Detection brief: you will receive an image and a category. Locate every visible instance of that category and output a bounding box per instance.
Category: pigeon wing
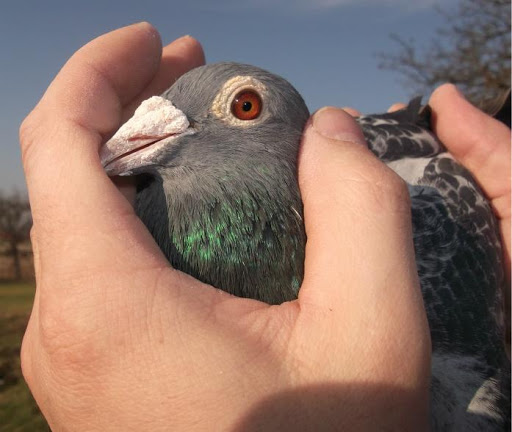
[357,101,510,429]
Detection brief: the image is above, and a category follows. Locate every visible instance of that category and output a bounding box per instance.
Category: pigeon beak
[100,96,195,176]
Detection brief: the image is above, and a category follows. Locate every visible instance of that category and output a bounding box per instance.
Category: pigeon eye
[231,90,262,120]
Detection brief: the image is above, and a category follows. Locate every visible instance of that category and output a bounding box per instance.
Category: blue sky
[1,0,459,192]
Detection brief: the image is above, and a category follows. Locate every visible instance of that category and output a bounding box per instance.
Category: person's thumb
[297,107,425,331]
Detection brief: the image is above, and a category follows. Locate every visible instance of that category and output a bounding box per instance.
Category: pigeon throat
[136,172,306,304]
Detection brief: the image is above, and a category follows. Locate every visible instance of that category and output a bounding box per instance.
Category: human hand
[20,23,430,431]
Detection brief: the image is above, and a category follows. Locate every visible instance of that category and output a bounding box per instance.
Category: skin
[20,23,433,431]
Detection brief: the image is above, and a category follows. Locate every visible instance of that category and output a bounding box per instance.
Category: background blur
[1,0,509,430]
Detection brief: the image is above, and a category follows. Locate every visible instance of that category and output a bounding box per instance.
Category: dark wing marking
[356,97,444,162]
[409,175,505,360]
[408,156,510,430]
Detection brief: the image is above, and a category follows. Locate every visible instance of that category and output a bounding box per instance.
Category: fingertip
[429,84,475,136]
[299,106,411,242]
[430,83,463,104]
[57,21,166,114]
[130,21,161,43]
[429,84,467,118]
[297,107,416,311]
[173,35,205,59]
[388,103,407,113]
[122,35,205,119]
[429,83,510,149]
[309,107,367,145]
[22,23,170,237]
[133,21,158,32]
[164,35,206,68]
[341,107,362,117]
[299,107,369,195]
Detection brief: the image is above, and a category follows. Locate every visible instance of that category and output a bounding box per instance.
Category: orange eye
[231,90,262,120]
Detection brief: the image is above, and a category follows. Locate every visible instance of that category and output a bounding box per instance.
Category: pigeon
[100,63,510,430]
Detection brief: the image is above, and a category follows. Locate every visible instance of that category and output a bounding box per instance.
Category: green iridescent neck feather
[135,163,306,304]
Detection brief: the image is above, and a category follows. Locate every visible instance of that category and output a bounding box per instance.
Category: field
[0,282,48,431]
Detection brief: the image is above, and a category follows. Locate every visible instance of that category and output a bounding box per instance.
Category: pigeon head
[101,63,310,303]
[102,63,309,179]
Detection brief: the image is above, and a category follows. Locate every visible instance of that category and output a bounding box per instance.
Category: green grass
[0,282,48,432]
[0,283,36,316]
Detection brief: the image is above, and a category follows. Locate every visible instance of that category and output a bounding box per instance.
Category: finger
[117,36,204,203]
[21,22,161,218]
[388,103,406,112]
[341,107,362,117]
[19,23,183,279]
[124,35,205,118]
[429,84,511,279]
[297,108,424,323]
[430,84,511,210]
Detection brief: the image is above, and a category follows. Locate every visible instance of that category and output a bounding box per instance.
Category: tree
[0,191,32,280]
[379,0,511,108]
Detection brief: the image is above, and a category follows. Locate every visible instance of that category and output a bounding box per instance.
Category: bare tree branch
[378,0,511,107]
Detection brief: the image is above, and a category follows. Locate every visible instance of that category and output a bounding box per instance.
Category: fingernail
[311,107,367,146]
[133,21,153,30]
[173,35,194,44]
[132,22,159,40]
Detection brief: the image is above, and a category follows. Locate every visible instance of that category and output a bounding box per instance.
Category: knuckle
[37,296,105,372]
[19,109,62,170]
[19,110,44,167]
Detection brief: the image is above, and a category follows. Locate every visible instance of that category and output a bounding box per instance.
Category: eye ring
[231,90,262,121]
